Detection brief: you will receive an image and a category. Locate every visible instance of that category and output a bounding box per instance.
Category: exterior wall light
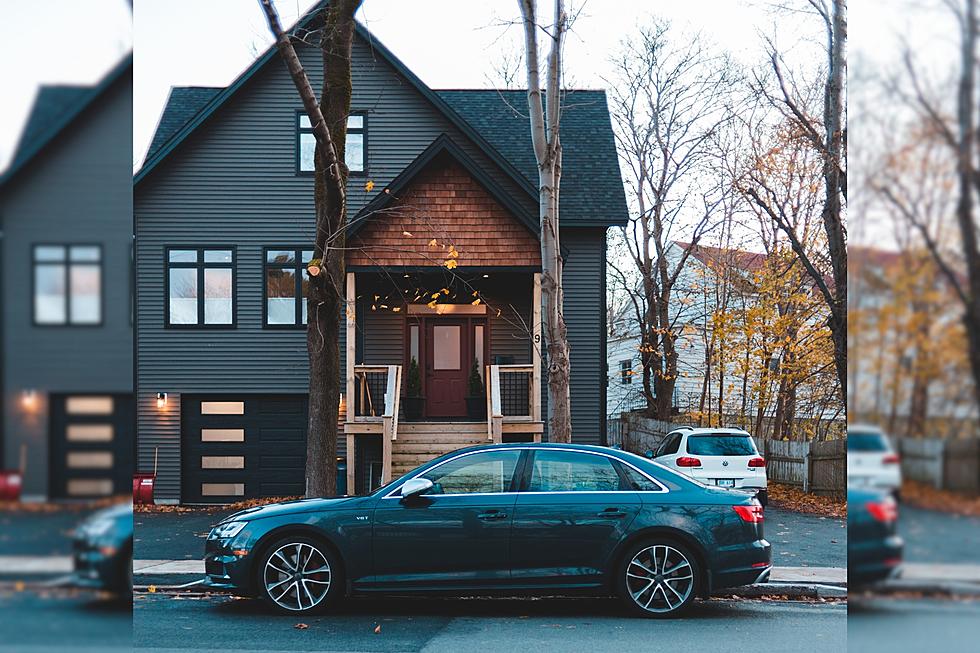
[156,392,168,409]
[20,389,38,412]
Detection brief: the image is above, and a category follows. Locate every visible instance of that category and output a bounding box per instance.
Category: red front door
[425,320,468,417]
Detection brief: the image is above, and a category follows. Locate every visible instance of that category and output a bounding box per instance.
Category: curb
[869,579,980,598]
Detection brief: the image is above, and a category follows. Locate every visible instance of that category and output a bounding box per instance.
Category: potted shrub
[465,359,486,420]
[404,356,424,420]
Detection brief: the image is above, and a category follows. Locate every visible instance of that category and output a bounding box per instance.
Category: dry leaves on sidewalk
[767,483,846,518]
[900,480,980,517]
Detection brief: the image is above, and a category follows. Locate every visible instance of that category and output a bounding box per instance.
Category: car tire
[256,535,342,615]
[616,538,701,618]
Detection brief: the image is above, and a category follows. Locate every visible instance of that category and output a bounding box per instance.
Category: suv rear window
[686,434,756,456]
[847,432,888,452]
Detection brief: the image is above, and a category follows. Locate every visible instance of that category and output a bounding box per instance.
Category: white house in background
[607,241,766,419]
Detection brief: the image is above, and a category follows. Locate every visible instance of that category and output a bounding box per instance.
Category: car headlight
[210,521,247,540]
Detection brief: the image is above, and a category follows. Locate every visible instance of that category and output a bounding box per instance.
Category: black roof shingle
[145,86,223,161]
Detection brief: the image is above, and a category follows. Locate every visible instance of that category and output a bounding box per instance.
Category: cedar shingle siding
[349,157,540,268]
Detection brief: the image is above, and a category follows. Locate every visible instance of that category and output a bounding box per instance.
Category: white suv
[653,427,768,505]
[847,424,901,498]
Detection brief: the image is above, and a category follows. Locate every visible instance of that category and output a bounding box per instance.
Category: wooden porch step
[397,422,487,435]
[392,442,484,455]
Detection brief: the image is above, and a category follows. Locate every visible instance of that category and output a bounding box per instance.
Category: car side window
[528,450,624,492]
[618,464,663,492]
[419,450,521,495]
[659,433,681,456]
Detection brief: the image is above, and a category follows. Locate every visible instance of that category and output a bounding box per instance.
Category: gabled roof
[137,1,628,228]
[674,241,768,273]
[437,90,629,227]
[1,52,132,186]
[350,133,538,237]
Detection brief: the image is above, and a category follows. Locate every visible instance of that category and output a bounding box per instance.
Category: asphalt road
[848,596,980,653]
[133,593,845,652]
[0,507,100,556]
[899,505,980,564]
[134,506,847,567]
[0,589,131,652]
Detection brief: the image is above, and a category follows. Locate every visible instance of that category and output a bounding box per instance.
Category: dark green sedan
[203,443,770,617]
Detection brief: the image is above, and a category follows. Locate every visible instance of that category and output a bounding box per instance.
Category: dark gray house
[0,53,134,500]
[135,5,627,504]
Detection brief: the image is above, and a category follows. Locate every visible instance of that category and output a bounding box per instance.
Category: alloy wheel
[625,544,695,614]
[262,542,332,612]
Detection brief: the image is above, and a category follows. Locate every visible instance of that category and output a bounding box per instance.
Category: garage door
[181,395,307,503]
[49,393,135,499]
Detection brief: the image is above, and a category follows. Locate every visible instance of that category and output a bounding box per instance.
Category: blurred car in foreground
[848,487,902,587]
[72,501,133,596]
[847,424,902,498]
[653,428,768,506]
[203,443,771,618]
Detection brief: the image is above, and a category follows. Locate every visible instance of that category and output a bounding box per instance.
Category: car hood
[220,496,364,523]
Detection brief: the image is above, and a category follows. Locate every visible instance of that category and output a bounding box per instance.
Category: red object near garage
[0,470,23,501]
[133,473,156,505]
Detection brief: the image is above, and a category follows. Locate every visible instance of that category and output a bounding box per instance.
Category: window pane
[267,268,296,325]
[204,249,232,263]
[528,450,623,492]
[409,325,419,362]
[201,483,244,496]
[201,428,245,442]
[169,268,198,324]
[66,424,114,442]
[432,325,461,370]
[66,396,114,414]
[301,269,309,325]
[168,249,197,263]
[299,114,311,129]
[299,132,316,171]
[204,268,233,324]
[67,479,113,496]
[347,114,363,129]
[69,246,100,262]
[70,264,101,323]
[474,326,484,371]
[200,401,244,415]
[67,451,114,469]
[686,435,756,456]
[301,250,314,263]
[421,450,520,495]
[35,264,66,323]
[346,132,364,171]
[34,245,66,262]
[201,456,245,469]
[266,250,294,264]
[620,464,662,491]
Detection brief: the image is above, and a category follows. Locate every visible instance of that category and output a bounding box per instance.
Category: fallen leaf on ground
[900,480,980,517]
[767,483,846,518]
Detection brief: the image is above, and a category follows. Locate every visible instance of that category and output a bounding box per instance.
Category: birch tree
[518,0,572,442]
[259,0,362,497]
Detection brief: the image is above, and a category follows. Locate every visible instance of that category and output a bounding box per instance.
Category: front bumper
[204,540,253,595]
[72,538,127,591]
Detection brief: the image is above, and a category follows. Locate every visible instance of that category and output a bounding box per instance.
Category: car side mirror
[400,477,433,499]
[645,450,655,459]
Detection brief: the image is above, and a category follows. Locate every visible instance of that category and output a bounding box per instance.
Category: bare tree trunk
[260,0,361,497]
[519,0,572,442]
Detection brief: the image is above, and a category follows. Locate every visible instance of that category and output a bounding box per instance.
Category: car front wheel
[257,536,340,614]
[617,539,701,618]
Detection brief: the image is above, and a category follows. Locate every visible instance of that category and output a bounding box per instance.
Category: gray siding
[1,75,134,497]
[562,229,608,445]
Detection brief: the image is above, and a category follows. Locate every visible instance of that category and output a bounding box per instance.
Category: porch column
[532,272,542,423]
[346,272,356,494]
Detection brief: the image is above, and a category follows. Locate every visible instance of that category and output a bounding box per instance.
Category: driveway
[899,505,980,564]
[766,507,846,568]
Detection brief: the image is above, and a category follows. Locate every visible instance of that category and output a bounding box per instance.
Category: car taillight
[748,457,766,468]
[866,499,898,523]
[733,504,764,523]
[882,454,900,465]
[676,456,702,467]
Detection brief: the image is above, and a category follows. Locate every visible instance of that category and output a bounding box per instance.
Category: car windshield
[686,434,756,456]
[848,432,888,452]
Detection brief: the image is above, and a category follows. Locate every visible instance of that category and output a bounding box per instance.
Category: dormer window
[297,112,366,174]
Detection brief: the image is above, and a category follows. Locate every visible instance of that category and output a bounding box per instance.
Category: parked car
[652,428,768,506]
[847,424,901,499]
[203,443,771,618]
[848,487,903,587]
[71,501,133,597]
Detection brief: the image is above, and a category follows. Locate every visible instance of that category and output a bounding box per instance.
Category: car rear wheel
[617,539,701,618]
[257,536,340,614]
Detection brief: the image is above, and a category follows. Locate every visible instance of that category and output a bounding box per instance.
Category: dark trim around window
[164,246,237,329]
[262,247,312,329]
[31,243,104,328]
[296,110,367,176]
[619,359,632,385]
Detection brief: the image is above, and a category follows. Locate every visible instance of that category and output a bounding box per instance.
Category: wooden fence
[610,414,845,496]
[894,437,980,494]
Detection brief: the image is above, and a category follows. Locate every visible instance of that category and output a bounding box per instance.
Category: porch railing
[486,364,539,442]
[350,364,401,486]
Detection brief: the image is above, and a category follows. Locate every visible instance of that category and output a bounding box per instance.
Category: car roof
[848,423,885,434]
[679,427,752,436]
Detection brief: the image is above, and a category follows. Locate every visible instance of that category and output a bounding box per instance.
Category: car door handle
[598,508,628,519]
[477,510,507,520]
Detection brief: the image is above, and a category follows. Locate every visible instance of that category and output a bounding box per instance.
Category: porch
[343,270,544,493]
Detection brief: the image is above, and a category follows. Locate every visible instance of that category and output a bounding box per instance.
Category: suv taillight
[866,498,898,523]
[748,457,766,468]
[882,454,900,465]
[733,504,764,523]
[676,456,702,467]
